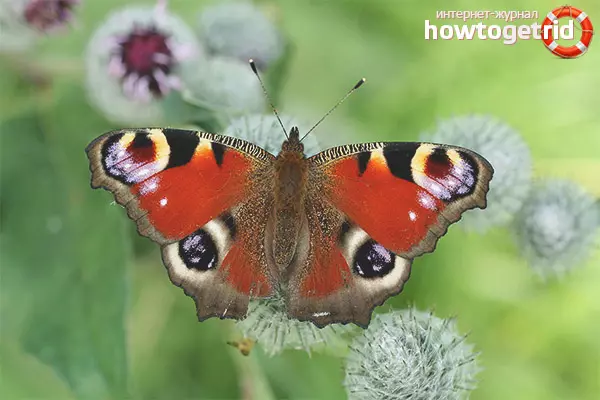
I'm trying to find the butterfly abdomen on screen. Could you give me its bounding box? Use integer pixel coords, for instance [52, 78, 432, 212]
[272, 149, 309, 268]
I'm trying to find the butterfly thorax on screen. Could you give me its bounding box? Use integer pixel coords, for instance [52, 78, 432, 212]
[272, 126, 308, 269]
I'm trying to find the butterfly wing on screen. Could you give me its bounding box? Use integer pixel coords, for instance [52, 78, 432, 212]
[287, 142, 493, 327]
[86, 128, 277, 320]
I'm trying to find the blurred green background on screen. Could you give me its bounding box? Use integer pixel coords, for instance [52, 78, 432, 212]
[1, 0, 599, 399]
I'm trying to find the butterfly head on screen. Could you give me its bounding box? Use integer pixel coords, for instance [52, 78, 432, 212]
[281, 126, 304, 154]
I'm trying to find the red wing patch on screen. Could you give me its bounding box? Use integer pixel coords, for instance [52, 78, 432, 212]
[132, 143, 253, 240]
[222, 237, 272, 297]
[326, 153, 444, 254]
[295, 200, 353, 298]
[87, 128, 277, 321]
[315, 142, 492, 257]
[218, 192, 276, 297]
[300, 242, 350, 298]
[86, 128, 274, 243]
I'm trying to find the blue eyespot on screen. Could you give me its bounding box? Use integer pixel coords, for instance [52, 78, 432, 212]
[353, 240, 395, 278]
[179, 229, 218, 271]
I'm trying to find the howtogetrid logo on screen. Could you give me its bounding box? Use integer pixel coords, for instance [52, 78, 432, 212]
[542, 6, 593, 58]
[425, 5, 594, 59]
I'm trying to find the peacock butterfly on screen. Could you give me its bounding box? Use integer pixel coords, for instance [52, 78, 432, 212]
[86, 63, 493, 328]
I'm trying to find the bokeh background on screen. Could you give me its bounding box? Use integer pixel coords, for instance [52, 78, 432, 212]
[1, 0, 599, 399]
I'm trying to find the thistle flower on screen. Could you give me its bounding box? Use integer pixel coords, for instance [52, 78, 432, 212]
[236, 292, 354, 357]
[420, 115, 532, 232]
[184, 56, 267, 118]
[23, 0, 78, 32]
[224, 114, 321, 156]
[198, 1, 284, 69]
[344, 309, 480, 400]
[513, 179, 600, 279]
[85, 3, 204, 125]
[0, 0, 79, 52]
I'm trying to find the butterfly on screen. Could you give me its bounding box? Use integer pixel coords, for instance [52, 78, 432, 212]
[86, 124, 493, 328]
[86, 71, 493, 328]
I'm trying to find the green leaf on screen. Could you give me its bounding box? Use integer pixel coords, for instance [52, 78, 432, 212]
[0, 339, 77, 400]
[1, 82, 130, 399]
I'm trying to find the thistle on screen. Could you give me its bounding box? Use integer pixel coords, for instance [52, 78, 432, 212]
[344, 309, 480, 400]
[224, 114, 321, 156]
[85, 2, 203, 124]
[23, 0, 79, 32]
[420, 115, 532, 232]
[513, 179, 600, 279]
[197, 1, 284, 69]
[0, 0, 80, 52]
[236, 292, 353, 357]
[182, 56, 267, 119]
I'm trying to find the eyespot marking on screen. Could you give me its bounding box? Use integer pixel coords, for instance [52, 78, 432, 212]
[100, 131, 169, 184]
[352, 239, 395, 278]
[424, 147, 452, 178]
[131, 131, 154, 151]
[411, 144, 479, 201]
[178, 229, 219, 271]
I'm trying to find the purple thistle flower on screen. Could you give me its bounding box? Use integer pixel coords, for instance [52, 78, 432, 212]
[23, 0, 79, 32]
[0, 0, 80, 52]
[109, 25, 182, 100]
[85, 3, 204, 124]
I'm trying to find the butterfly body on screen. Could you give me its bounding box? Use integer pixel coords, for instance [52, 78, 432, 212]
[86, 127, 493, 328]
[272, 127, 309, 268]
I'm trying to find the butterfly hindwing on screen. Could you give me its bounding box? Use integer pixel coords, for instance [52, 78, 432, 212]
[286, 196, 412, 327]
[286, 141, 493, 327]
[86, 128, 277, 320]
[162, 200, 275, 320]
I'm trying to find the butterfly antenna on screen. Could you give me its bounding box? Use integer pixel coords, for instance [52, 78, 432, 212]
[249, 59, 288, 139]
[299, 78, 366, 142]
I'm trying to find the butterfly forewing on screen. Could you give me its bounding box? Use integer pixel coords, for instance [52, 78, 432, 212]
[310, 141, 493, 257]
[86, 128, 278, 320]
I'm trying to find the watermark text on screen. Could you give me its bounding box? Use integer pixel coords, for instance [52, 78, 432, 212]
[426, 15, 575, 45]
[435, 10, 539, 22]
